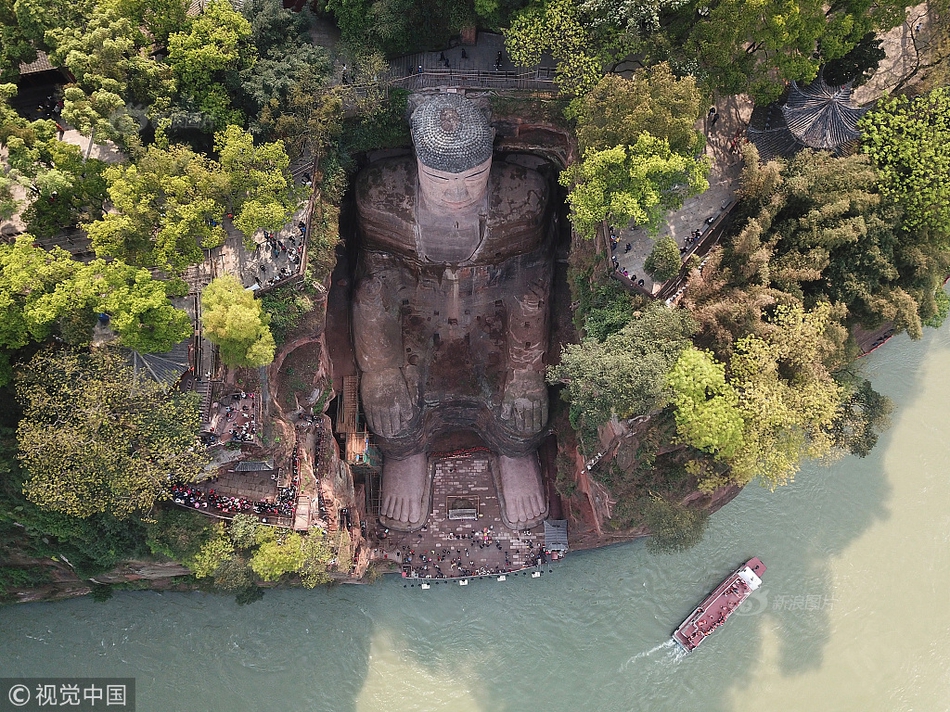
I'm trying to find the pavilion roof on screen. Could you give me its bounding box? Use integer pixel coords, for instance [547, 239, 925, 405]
[781, 77, 868, 151]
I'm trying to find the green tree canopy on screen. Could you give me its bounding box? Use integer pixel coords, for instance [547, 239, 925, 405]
[201, 274, 275, 368]
[167, 0, 254, 131]
[214, 125, 296, 241]
[691, 145, 948, 346]
[86, 143, 228, 271]
[249, 527, 304, 580]
[560, 133, 709, 239]
[46, 5, 174, 147]
[0, 238, 191, 380]
[644, 235, 682, 282]
[573, 66, 705, 156]
[861, 86, 950, 238]
[549, 302, 695, 429]
[505, 0, 630, 97]
[16, 347, 207, 518]
[666, 346, 744, 460]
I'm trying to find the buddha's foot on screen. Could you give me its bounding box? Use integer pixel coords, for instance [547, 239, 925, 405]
[380, 452, 430, 531]
[496, 454, 547, 530]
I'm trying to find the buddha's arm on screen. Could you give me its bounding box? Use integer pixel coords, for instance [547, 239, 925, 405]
[352, 274, 420, 438]
[501, 280, 550, 436]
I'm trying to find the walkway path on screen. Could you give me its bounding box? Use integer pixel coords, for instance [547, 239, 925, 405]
[610, 94, 753, 295]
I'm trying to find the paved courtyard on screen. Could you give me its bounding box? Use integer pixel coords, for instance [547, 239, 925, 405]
[612, 95, 753, 294]
[373, 451, 549, 580]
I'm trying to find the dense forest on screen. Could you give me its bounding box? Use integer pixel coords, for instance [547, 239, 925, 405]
[1, 0, 949, 598]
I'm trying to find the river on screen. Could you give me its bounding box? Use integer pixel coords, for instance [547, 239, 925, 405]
[2, 320, 949, 712]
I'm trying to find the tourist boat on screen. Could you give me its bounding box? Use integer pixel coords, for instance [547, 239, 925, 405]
[672, 557, 766, 652]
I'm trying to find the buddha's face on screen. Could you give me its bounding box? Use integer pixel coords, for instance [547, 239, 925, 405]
[418, 157, 491, 211]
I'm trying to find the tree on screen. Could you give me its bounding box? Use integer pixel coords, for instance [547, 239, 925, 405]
[16, 347, 207, 519]
[46, 5, 174, 147]
[0, 238, 190, 381]
[191, 522, 236, 578]
[249, 527, 304, 581]
[327, 0, 472, 56]
[861, 86, 950, 238]
[573, 66, 705, 156]
[167, 0, 254, 131]
[505, 0, 630, 97]
[5, 129, 109, 238]
[672, 0, 907, 102]
[644, 235, 682, 282]
[686, 143, 947, 362]
[560, 134, 709, 239]
[643, 495, 709, 554]
[214, 125, 297, 242]
[666, 347, 745, 460]
[300, 529, 335, 587]
[201, 274, 275, 368]
[86, 143, 228, 271]
[549, 302, 695, 429]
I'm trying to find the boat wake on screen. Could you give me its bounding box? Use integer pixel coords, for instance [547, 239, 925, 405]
[619, 639, 677, 671]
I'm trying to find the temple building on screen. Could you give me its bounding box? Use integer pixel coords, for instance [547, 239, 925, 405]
[747, 76, 870, 162]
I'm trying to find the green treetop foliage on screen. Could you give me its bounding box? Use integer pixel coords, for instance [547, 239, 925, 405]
[642, 495, 709, 554]
[86, 143, 228, 272]
[667, 346, 744, 460]
[7, 0, 93, 52]
[300, 529, 335, 587]
[671, 303, 847, 492]
[2, 113, 108, 237]
[572, 65, 705, 156]
[167, 0, 254, 131]
[87, 126, 296, 271]
[326, 0, 474, 56]
[0, 238, 191, 380]
[549, 302, 695, 429]
[249, 527, 304, 580]
[505, 0, 631, 97]
[106, 0, 189, 47]
[0, 0, 39, 81]
[191, 522, 236, 578]
[237, 0, 335, 143]
[861, 86, 950, 238]
[644, 235, 682, 282]
[16, 347, 207, 519]
[670, 0, 908, 102]
[560, 133, 709, 239]
[214, 125, 296, 241]
[694, 144, 948, 347]
[46, 5, 174, 148]
[201, 274, 276, 368]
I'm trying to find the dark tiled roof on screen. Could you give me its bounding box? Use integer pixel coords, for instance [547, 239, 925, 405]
[410, 93, 494, 173]
[747, 78, 868, 161]
[544, 519, 568, 552]
[781, 77, 868, 151]
[18, 50, 55, 75]
[129, 339, 191, 390]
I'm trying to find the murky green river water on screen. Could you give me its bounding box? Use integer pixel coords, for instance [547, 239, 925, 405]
[2, 321, 950, 712]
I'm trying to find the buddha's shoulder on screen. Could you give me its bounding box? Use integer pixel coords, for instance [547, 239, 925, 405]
[355, 157, 416, 203]
[488, 162, 548, 221]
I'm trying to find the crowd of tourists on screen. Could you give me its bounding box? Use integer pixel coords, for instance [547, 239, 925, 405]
[395, 528, 548, 580]
[251, 221, 307, 289]
[223, 392, 257, 443]
[170, 482, 295, 518]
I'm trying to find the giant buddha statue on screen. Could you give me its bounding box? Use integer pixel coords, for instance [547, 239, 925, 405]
[352, 92, 554, 531]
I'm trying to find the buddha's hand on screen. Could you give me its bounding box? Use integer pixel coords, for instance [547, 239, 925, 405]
[361, 367, 419, 439]
[500, 368, 548, 436]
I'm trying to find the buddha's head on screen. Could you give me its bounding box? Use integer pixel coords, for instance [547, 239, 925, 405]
[411, 94, 494, 211]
